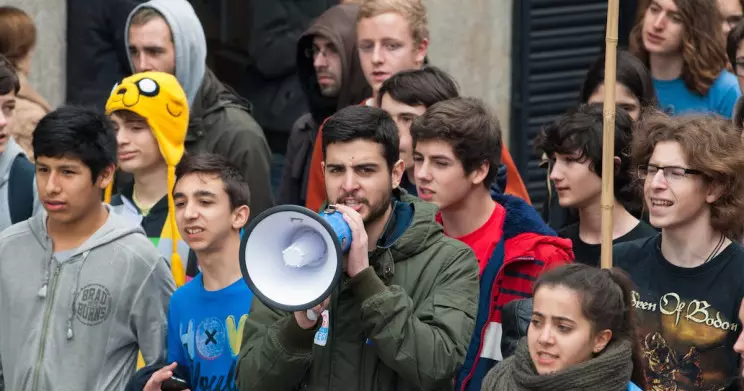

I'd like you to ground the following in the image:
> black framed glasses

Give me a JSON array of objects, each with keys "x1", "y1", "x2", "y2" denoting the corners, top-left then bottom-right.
[{"x1": 638, "y1": 164, "x2": 702, "y2": 181}]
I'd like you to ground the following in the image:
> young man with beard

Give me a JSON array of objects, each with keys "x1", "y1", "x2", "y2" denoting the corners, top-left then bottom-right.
[
  {"x1": 410, "y1": 97, "x2": 574, "y2": 391},
  {"x1": 236, "y1": 105, "x2": 480, "y2": 391},
  {"x1": 136, "y1": 153, "x2": 253, "y2": 391},
  {"x1": 278, "y1": 2, "x2": 371, "y2": 206},
  {"x1": 0, "y1": 54, "x2": 38, "y2": 232},
  {"x1": 303, "y1": 0, "x2": 531, "y2": 211},
  {"x1": 126, "y1": 0, "x2": 274, "y2": 218},
  {"x1": 631, "y1": 0, "x2": 740, "y2": 117},
  {"x1": 0, "y1": 106, "x2": 175, "y2": 390},
  {"x1": 377, "y1": 66, "x2": 459, "y2": 195},
  {"x1": 534, "y1": 104, "x2": 657, "y2": 267},
  {"x1": 614, "y1": 114, "x2": 744, "y2": 390}
]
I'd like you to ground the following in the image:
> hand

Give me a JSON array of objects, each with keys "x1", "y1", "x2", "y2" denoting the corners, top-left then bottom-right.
[
  {"x1": 294, "y1": 297, "x2": 330, "y2": 330},
  {"x1": 332, "y1": 204, "x2": 369, "y2": 278},
  {"x1": 143, "y1": 362, "x2": 190, "y2": 391}
]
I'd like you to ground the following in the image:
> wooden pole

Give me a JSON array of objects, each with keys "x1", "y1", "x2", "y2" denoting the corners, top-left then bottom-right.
[{"x1": 600, "y1": 0, "x2": 620, "y2": 269}]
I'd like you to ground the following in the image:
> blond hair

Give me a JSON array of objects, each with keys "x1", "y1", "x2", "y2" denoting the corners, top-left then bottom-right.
[{"x1": 358, "y1": 0, "x2": 429, "y2": 43}]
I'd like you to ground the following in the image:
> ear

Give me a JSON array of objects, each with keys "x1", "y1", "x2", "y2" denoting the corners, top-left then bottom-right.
[
  {"x1": 469, "y1": 161, "x2": 490, "y2": 186},
  {"x1": 592, "y1": 329, "x2": 613, "y2": 354},
  {"x1": 97, "y1": 164, "x2": 116, "y2": 189},
  {"x1": 414, "y1": 38, "x2": 429, "y2": 67},
  {"x1": 706, "y1": 182, "x2": 725, "y2": 204},
  {"x1": 391, "y1": 159, "x2": 405, "y2": 189},
  {"x1": 613, "y1": 156, "x2": 621, "y2": 169},
  {"x1": 321, "y1": 161, "x2": 326, "y2": 173},
  {"x1": 231, "y1": 205, "x2": 250, "y2": 229}
]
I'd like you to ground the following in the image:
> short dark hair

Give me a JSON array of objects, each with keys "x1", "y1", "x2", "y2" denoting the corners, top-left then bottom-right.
[
  {"x1": 410, "y1": 97, "x2": 502, "y2": 188},
  {"x1": 376, "y1": 66, "x2": 460, "y2": 107},
  {"x1": 33, "y1": 106, "x2": 117, "y2": 181},
  {"x1": 727, "y1": 19, "x2": 744, "y2": 71},
  {"x1": 580, "y1": 50, "x2": 658, "y2": 111},
  {"x1": 534, "y1": 103, "x2": 638, "y2": 207},
  {"x1": 175, "y1": 153, "x2": 251, "y2": 210},
  {"x1": 0, "y1": 54, "x2": 19, "y2": 95},
  {"x1": 322, "y1": 105, "x2": 400, "y2": 171}
]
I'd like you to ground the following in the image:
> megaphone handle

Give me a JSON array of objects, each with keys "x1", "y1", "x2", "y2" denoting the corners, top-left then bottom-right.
[{"x1": 306, "y1": 309, "x2": 318, "y2": 322}]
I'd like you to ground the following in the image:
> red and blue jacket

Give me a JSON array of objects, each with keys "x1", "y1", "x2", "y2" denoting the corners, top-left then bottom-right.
[{"x1": 456, "y1": 184, "x2": 574, "y2": 391}]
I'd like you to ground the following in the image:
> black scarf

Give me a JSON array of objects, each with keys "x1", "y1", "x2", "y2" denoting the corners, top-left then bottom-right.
[{"x1": 482, "y1": 338, "x2": 634, "y2": 391}]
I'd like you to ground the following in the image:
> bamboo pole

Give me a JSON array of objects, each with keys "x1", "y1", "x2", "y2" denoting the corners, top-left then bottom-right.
[{"x1": 600, "y1": 0, "x2": 620, "y2": 269}]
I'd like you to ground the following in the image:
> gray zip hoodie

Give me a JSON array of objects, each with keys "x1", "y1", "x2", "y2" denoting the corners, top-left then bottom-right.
[
  {"x1": 125, "y1": 0, "x2": 207, "y2": 107},
  {"x1": 0, "y1": 206, "x2": 176, "y2": 391},
  {"x1": 0, "y1": 137, "x2": 40, "y2": 231}
]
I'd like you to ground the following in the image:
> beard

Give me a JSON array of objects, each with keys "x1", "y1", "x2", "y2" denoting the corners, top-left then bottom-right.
[{"x1": 330, "y1": 188, "x2": 393, "y2": 227}]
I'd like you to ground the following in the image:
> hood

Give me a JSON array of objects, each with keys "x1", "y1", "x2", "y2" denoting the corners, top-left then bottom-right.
[
  {"x1": 373, "y1": 190, "x2": 447, "y2": 261},
  {"x1": 125, "y1": 0, "x2": 207, "y2": 108},
  {"x1": 28, "y1": 205, "x2": 146, "y2": 339},
  {"x1": 296, "y1": 4, "x2": 371, "y2": 123},
  {"x1": 0, "y1": 137, "x2": 25, "y2": 187},
  {"x1": 491, "y1": 190, "x2": 575, "y2": 262}
]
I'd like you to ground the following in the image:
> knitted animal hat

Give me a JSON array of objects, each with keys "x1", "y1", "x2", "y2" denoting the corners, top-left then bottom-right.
[{"x1": 105, "y1": 71, "x2": 189, "y2": 286}]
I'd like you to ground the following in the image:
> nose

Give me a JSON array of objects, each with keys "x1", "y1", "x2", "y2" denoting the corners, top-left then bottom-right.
[
  {"x1": 372, "y1": 44, "x2": 383, "y2": 65},
  {"x1": 734, "y1": 330, "x2": 744, "y2": 354},
  {"x1": 548, "y1": 162, "x2": 563, "y2": 182},
  {"x1": 314, "y1": 51, "x2": 328, "y2": 68},
  {"x1": 341, "y1": 171, "x2": 359, "y2": 193},
  {"x1": 537, "y1": 326, "x2": 554, "y2": 345},
  {"x1": 415, "y1": 160, "x2": 431, "y2": 182},
  {"x1": 136, "y1": 54, "x2": 151, "y2": 73},
  {"x1": 0, "y1": 110, "x2": 7, "y2": 128},
  {"x1": 44, "y1": 171, "x2": 62, "y2": 194},
  {"x1": 183, "y1": 201, "x2": 199, "y2": 220},
  {"x1": 652, "y1": 13, "x2": 666, "y2": 29},
  {"x1": 650, "y1": 169, "x2": 668, "y2": 189},
  {"x1": 116, "y1": 128, "x2": 129, "y2": 146},
  {"x1": 117, "y1": 87, "x2": 127, "y2": 95}
]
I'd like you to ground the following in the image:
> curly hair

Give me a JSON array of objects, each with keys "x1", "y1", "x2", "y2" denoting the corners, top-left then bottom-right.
[
  {"x1": 534, "y1": 104, "x2": 641, "y2": 211},
  {"x1": 630, "y1": 0, "x2": 727, "y2": 96},
  {"x1": 632, "y1": 113, "x2": 744, "y2": 239}
]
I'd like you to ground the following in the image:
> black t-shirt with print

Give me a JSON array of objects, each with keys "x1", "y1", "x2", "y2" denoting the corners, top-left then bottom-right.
[
  {"x1": 614, "y1": 236, "x2": 744, "y2": 391},
  {"x1": 559, "y1": 220, "x2": 658, "y2": 267}
]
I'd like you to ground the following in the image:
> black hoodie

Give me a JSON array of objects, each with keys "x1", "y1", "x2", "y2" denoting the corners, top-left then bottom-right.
[{"x1": 277, "y1": 3, "x2": 372, "y2": 205}]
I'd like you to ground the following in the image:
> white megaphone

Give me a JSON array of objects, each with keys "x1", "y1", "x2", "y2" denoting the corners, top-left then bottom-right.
[{"x1": 240, "y1": 205, "x2": 352, "y2": 320}]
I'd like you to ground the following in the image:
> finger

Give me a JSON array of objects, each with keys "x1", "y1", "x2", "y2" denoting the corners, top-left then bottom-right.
[{"x1": 150, "y1": 370, "x2": 173, "y2": 384}]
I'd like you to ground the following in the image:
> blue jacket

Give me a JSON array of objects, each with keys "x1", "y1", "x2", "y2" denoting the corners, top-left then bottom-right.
[{"x1": 456, "y1": 166, "x2": 574, "y2": 391}]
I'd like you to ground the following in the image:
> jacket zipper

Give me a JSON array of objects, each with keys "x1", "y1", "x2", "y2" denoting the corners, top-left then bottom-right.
[
  {"x1": 31, "y1": 263, "x2": 62, "y2": 391},
  {"x1": 460, "y1": 256, "x2": 537, "y2": 391}
]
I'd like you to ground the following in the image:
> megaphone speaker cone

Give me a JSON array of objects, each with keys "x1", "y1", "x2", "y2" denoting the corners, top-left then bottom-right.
[{"x1": 240, "y1": 205, "x2": 351, "y2": 312}]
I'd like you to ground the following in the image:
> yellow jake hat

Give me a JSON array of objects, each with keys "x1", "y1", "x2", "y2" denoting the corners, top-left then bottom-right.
[{"x1": 104, "y1": 71, "x2": 189, "y2": 287}]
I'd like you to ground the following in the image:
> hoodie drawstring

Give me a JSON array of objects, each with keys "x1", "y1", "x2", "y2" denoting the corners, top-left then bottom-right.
[
  {"x1": 66, "y1": 250, "x2": 91, "y2": 340},
  {"x1": 37, "y1": 234, "x2": 54, "y2": 298}
]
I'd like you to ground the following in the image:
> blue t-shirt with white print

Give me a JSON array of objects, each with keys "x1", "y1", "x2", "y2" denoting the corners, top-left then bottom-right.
[
  {"x1": 653, "y1": 70, "x2": 740, "y2": 118},
  {"x1": 167, "y1": 273, "x2": 253, "y2": 390}
]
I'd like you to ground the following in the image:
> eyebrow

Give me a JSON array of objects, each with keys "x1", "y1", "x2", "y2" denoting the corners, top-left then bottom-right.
[
  {"x1": 173, "y1": 190, "x2": 218, "y2": 199},
  {"x1": 533, "y1": 311, "x2": 576, "y2": 324}
]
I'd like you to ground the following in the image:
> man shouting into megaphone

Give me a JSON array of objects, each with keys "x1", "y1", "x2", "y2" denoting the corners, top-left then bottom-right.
[{"x1": 236, "y1": 105, "x2": 480, "y2": 391}]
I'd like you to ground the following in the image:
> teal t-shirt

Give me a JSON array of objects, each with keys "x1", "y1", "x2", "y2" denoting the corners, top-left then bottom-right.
[{"x1": 654, "y1": 70, "x2": 740, "y2": 118}]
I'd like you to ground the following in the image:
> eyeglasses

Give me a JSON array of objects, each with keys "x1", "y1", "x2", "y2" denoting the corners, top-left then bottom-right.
[{"x1": 637, "y1": 164, "x2": 702, "y2": 181}]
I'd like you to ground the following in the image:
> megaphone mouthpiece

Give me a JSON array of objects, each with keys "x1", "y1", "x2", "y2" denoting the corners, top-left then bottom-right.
[{"x1": 282, "y1": 229, "x2": 327, "y2": 268}]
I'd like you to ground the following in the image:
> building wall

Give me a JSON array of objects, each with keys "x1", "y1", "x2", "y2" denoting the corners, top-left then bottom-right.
[
  {"x1": 5, "y1": 0, "x2": 66, "y2": 108},
  {"x1": 424, "y1": 0, "x2": 512, "y2": 146},
  {"x1": 17, "y1": 0, "x2": 513, "y2": 144}
]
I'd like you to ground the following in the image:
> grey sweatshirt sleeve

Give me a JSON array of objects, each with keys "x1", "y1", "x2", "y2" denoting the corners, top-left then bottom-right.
[{"x1": 130, "y1": 257, "x2": 175, "y2": 364}]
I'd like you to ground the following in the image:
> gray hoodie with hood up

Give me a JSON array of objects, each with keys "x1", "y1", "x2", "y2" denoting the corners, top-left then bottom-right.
[{"x1": 0, "y1": 206, "x2": 175, "y2": 391}]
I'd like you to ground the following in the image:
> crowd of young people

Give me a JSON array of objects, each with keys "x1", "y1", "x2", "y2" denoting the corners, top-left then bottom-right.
[{"x1": 3, "y1": 0, "x2": 744, "y2": 390}]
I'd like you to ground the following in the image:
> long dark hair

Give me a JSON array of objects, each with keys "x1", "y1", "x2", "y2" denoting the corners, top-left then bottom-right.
[
  {"x1": 533, "y1": 264, "x2": 647, "y2": 389},
  {"x1": 580, "y1": 50, "x2": 659, "y2": 112}
]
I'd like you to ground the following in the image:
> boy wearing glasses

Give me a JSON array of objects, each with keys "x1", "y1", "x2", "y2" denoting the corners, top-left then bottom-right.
[
  {"x1": 534, "y1": 104, "x2": 656, "y2": 267},
  {"x1": 614, "y1": 114, "x2": 744, "y2": 391}
]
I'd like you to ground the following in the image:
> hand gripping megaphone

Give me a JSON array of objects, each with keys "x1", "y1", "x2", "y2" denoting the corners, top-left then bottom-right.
[{"x1": 239, "y1": 205, "x2": 351, "y2": 320}]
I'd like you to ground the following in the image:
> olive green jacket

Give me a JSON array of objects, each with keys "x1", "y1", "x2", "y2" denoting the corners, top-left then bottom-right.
[{"x1": 236, "y1": 194, "x2": 479, "y2": 390}]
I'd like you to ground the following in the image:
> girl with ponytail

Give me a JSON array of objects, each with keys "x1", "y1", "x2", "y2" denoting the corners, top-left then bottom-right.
[{"x1": 483, "y1": 263, "x2": 645, "y2": 391}]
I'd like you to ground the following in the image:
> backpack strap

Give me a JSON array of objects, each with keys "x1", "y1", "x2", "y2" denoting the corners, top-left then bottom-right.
[{"x1": 8, "y1": 155, "x2": 35, "y2": 224}]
